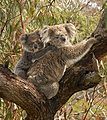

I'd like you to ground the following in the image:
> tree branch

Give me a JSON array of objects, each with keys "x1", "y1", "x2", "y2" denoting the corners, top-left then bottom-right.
[
  {"x1": 0, "y1": 65, "x2": 53, "y2": 120},
  {"x1": 49, "y1": 8, "x2": 107, "y2": 113}
]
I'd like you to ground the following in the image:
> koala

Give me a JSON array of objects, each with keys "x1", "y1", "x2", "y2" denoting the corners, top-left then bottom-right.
[
  {"x1": 14, "y1": 30, "x2": 55, "y2": 79},
  {"x1": 40, "y1": 23, "x2": 76, "y2": 46},
  {"x1": 27, "y1": 23, "x2": 97, "y2": 99}
]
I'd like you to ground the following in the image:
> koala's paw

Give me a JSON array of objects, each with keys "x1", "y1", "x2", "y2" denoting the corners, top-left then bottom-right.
[
  {"x1": 94, "y1": 34, "x2": 103, "y2": 42},
  {"x1": 87, "y1": 37, "x2": 97, "y2": 45}
]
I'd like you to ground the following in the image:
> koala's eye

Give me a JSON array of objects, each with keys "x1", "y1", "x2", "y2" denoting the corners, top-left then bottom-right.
[
  {"x1": 46, "y1": 42, "x2": 51, "y2": 46},
  {"x1": 59, "y1": 35, "x2": 66, "y2": 42},
  {"x1": 34, "y1": 44, "x2": 38, "y2": 49},
  {"x1": 55, "y1": 36, "x2": 59, "y2": 39},
  {"x1": 38, "y1": 42, "x2": 44, "y2": 49}
]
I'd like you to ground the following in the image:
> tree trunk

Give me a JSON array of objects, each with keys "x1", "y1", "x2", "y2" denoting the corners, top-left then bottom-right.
[{"x1": 0, "y1": 8, "x2": 107, "y2": 120}]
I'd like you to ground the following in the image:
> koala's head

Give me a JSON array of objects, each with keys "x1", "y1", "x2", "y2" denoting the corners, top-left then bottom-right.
[
  {"x1": 20, "y1": 30, "x2": 44, "y2": 53},
  {"x1": 40, "y1": 23, "x2": 76, "y2": 47}
]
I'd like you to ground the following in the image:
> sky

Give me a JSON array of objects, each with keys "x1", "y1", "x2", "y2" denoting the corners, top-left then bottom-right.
[{"x1": 80, "y1": 0, "x2": 101, "y2": 9}]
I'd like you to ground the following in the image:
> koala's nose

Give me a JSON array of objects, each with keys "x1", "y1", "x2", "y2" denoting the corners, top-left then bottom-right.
[
  {"x1": 24, "y1": 34, "x2": 28, "y2": 40},
  {"x1": 34, "y1": 44, "x2": 38, "y2": 49},
  {"x1": 61, "y1": 37, "x2": 66, "y2": 42}
]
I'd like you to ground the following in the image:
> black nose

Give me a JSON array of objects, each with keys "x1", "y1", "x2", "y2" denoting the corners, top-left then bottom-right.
[
  {"x1": 61, "y1": 37, "x2": 66, "y2": 42},
  {"x1": 34, "y1": 44, "x2": 38, "y2": 49},
  {"x1": 24, "y1": 34, "x2": 28, "y2": 40}
]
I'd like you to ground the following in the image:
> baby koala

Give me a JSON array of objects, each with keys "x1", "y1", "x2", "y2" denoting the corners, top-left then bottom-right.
[
  {"x1": 14, "y1": 30, "x2": 54, "y2": 79},
  {"x1": 20, "y1": 30, "x2": 44, "y2": 53}
]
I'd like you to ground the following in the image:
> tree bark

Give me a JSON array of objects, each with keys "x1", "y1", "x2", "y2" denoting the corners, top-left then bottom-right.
[
  {"x1": 49, "y1": 8, "x2": 107, "y2": 114},
  {"x1": 0, "y1": 8, "x2": 107, "y2": 120},
  {"x1": 0, "y1": 65, "x2": 54, "y2": 120}
]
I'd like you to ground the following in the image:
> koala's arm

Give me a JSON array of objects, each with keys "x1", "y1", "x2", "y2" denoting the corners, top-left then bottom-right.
[
  {"x1": 32, "y1": 45, "x2": 57, "y2": 62},
  {"x1": 63, "y1": 37, "x2": 97, "y2": 67},
  {"x1": 14, "y1": 51, "x2": 32, "y2": 79}
]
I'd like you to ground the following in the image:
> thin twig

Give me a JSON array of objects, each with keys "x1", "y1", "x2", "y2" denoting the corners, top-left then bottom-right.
[
  {"x1": 0, "y1": 14, "x2": 20, "y2": 37},
  {"x1": 0, "y1": 19, "x2": 8, "y2": 37},
  {"x1": 30, "y1": 0, "x2": 55, "y2": 23},
  {"x1": 89, "y1": 98, "x2": 105, "y2": 120},
  {"x1": 82, "y1": 87, "x2": 96, "y2": 120},
  {"x1": 16, "y1": 0, "x2": 25, "y2": 33}
]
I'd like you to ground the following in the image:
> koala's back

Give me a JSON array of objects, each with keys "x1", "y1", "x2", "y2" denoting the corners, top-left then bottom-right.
[
  {"x1": 27, "y1": 48, "x2": 66, "y2": 99},
  {"x1": 14, "y1": 51, "x2": 34, "y2": 79},
  {"x1": 27, "y1": 36, "x2": 96, "y2": 99},
  {"x1": 27, "y1": 49, "x2": 65, "y2": 84}
]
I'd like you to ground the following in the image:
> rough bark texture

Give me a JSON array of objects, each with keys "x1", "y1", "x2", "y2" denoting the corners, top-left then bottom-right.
[{"x1": 0, "y1": 8, "x2": 107, "y2": 120}]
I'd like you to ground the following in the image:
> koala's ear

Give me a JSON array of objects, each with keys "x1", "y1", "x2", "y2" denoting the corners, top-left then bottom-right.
[
  {"x1": 43, "y1": 25, "x2": 54, "y2": 36},
  {"x1": 65, "y1": 23, "x2": 76, "y2": 38},
  {"x1": 48, "y1": 28, "x2": 55, "y2": 36},
  {"x1": 33, "y1": 30, "x2": 41, "y2": 39},
  {"x1": 43, "y1": 25, "x2": 49, "y2": 30},
  {"x1": 40, "y1": 26, "x2": 49, "y2": 37},
  {"x1": 19, "y1": 34, "x2": 28, "y2": 43},
  {"x1": 35, "y1": 30, "x2": 40, "y2": 35},
  {"x1": 29, "y1": 30, "x2": 41, "y2": 42}
]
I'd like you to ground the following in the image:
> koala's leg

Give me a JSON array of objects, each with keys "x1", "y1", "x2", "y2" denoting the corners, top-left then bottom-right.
[
  {"x1": 14, "y1": 68, "x2": 28, "y2": 79},
  {"x1": 40, "y1": 82, "x2": 59, "y2": 99},
  {"x1": 28, "y1": 74, "x2": 59, "y2": 99},
  {"x1": 14, "y1": 52, "x2": 32, "y2": 79}
]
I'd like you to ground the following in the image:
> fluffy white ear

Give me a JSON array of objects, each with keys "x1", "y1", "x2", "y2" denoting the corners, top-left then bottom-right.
[
  {"x1": 40, "y1": 25, "x2": 55, "y2": 38},
  {"x1": 42, "y1": 25, "x2": 48, "y2": 31},
  {"x1": 64, "y1": 23, "x2": 76, "y2": 38},
  {"x1": 40, "y1": 25, "x2": 49, "y2": 37},
  {"x1": 40, "y1": 25, "x2": 53, "y2": 44}
]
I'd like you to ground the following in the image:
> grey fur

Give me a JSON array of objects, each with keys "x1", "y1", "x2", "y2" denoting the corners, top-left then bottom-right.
[{"x1": 27, "y1": 24, "x2": 97, "y2": 99}]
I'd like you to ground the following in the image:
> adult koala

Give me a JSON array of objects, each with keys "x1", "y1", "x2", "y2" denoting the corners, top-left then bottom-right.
[{"x1": 27, "y1": 23, "x2": 97, "y2": 99}]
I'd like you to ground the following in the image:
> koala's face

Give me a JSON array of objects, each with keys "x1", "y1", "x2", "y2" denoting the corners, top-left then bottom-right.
[
  {"x1": 40, "y1": 23, "x2": 76, "y2": 47},
  {"x1": 20, "y1": 30, "x2": 44, "y2": 53}
]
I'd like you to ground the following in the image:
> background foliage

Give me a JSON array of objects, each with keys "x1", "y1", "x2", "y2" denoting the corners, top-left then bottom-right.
[{"x1": 0, "y1": 0, "x2": 107, "y2": 120}]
